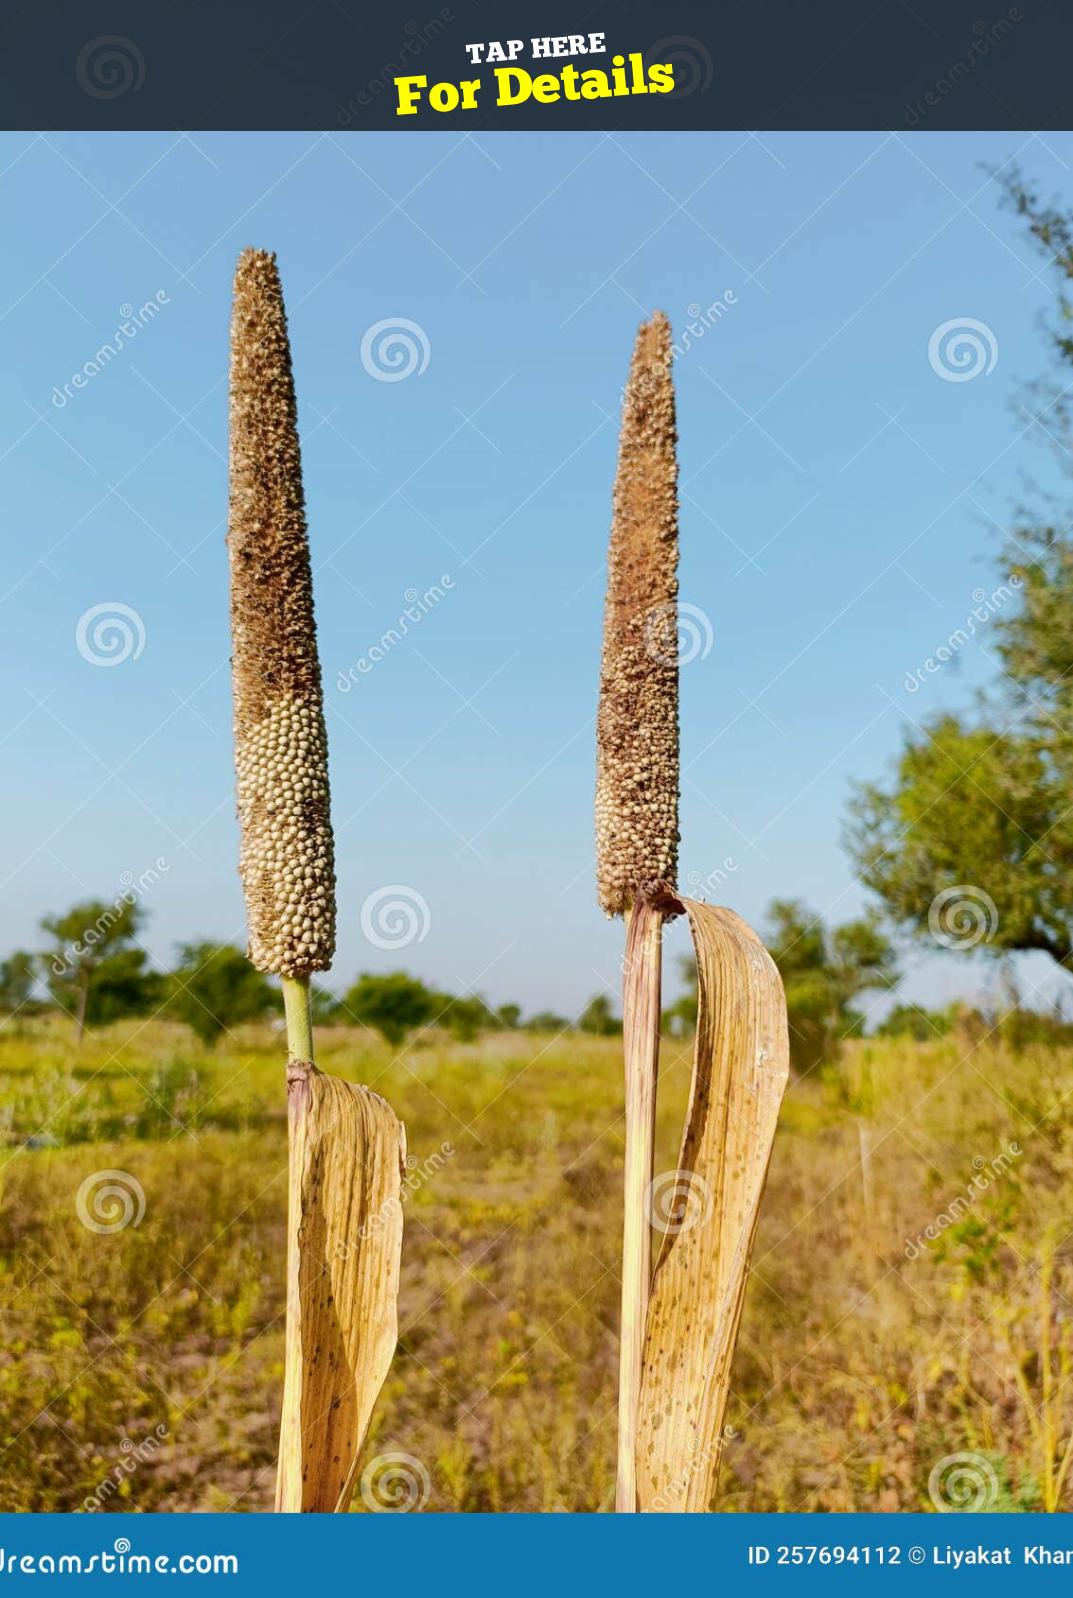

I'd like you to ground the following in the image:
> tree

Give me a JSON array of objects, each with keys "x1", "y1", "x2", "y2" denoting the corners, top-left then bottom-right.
[
  {"x1": 848, "y1": 172, "x2": 1073, "y2": 975},
  {"x1": 577, "y1": 993, "x2": 621, "y2": 1035},
  {"x1": 432, "y1": 992, "x2": 495, "y2": 1042},
  {"x1": 661, "y1": 906, "x2": 897, "y2": 1070},
  {"x1": 847, "y1": 717, "x2": 1069, "y2": 961},
  {"x1": 875, "y1": 1003, "x2": 956, "y2": 1042},
  {"x1": 41, "y1": 898, "x2": 157, "y2": 1041},
  {"x1": 764, "y1": 899, "x2": 898, "y2": 1074},
  {"x1": 0, "y1": 951, "x2": 37, "y2": 1017},
  {"x1": 167, "y1": 942, "x2": 277, "y2": 1047},
  {"x1": 340, "y1": 971, "x2": 438, "y2": 1046},
  {"x1": 524, "y1": 1010, "x2": 570, "y2": 1032},
  {"x1": 495, "y1": 1003, "x2": 522, "y2": 1030},
  {"x1": 664, "y1": 956, "x2": 699, "y2": 1036}
]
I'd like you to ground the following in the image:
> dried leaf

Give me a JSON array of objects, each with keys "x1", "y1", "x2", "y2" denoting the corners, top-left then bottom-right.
[
  {"x1": 276, "y1": 1064, "x2": 406, "y2": 1512},
  {"x1": 636, "y1": 898, "x2": 788, "y2": 1512}
]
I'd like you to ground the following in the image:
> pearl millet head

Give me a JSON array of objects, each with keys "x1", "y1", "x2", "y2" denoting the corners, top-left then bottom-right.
[
  {"x1": 228, "y1": 248, "x2": 336, "y2": 977},
  {"x1": 595, "y1": 311, "x2": 680, "y2": 918}
]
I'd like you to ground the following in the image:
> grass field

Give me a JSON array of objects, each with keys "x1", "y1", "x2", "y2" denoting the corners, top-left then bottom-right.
[{"x1": 0, "y1": 1012, "x2": 1065, "y2": 1512}]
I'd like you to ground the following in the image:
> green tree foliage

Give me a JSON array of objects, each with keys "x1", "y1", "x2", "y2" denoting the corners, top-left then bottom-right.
[
  {"x1": 768, "y1": 899, "x2": 898, "y2": 1073},
  {"x1": 874, "y1": 1003, "x2": 956, "y2": 1042},
  {"x1": 848, "y1": 172, "x2": 1073, "y2": 974},
  {"x1": 662, "y1": 905, "x2": 897, "y2": 1072},
  {"x1": 340, "y1": 971, "x2": 439, "y2": 1046},
  {"x1": 436, "y1": 993, "x2": 495, "y2": 1042},
  {"x1": 41, "y1": 898, "x2": 159, "y2": 1040},
  {"x1": 495, "y1": 1003, "x2": 522, "y2": 1030},
  {"x1": 0, "y1": 951, "x2": 37, "y2": 1016},
  {"x1": 524, "y1": 1010, "x2": 570, "y2": 1032},
  {"x1": 577, "y1": 994, "x2": 621, "y2": 1036},
  {"x1": 167, "y1": 942, "x2": 277, "y2": 1047}
]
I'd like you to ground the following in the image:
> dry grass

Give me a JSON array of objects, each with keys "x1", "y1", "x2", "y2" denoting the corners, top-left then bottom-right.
[{"x1": 0, "y1": 1015, "x2": 1064, "y2": 1511}]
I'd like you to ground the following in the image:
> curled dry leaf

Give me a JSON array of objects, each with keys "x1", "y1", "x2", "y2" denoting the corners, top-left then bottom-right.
[
  {"x1": 636, "y1": 898, "x2": 789, "y2": 1512},
  {"x1": 275, "y1": 1063, "x2": 406, "y2": 1512}
]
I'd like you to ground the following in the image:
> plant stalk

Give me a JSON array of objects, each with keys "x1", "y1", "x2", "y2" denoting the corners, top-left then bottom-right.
[
  {"x1": 277, "y1": 973, "x2": 315, "y2": 1512},
  {"x1": 282, "y1": 973, "x2": 315, "y2": 1065},
  {"x1": 616, "y1": 901, "x2": 662, "y2": 1512}
]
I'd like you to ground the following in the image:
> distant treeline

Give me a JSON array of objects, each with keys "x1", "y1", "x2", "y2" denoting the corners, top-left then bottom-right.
[{"x1": 2, "y1": 893, "x2": 1063, "y2": 1064}]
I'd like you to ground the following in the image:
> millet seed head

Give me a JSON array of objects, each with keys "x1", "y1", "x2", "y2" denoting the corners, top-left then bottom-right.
[
  {"x1": 228, "y1": 247, "x2": 336, "y2": 977},
  {"x1": 595, "y1": 311, "x2": 680, "y2": 918}
]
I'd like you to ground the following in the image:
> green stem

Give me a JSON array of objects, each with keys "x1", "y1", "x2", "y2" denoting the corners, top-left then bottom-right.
[{"x1": 282, "y1": 975, "x2": 315, "y2": 1064}]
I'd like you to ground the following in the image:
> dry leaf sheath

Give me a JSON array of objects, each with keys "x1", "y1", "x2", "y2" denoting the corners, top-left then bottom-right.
[
  {"x1": 597, "y1": 312, "x2": 679, "y2": 1512},
  {"x1": 228, "y1": 248, "x2": 404, "y2": 1513},
  {"x1": 637, "y1": 900, "x2": 789, "y2": 1510}
]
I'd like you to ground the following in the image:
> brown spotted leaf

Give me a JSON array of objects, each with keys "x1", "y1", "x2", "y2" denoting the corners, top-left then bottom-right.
[
  {"x1": 636, "y1": 899, "x2": 788, "y2": 1512},
  {"x1": 275, "y1": 1065, "x2": 405, "y2": 1512}
]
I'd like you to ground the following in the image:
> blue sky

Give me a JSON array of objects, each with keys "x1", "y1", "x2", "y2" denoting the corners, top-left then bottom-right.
[{"x1": 1, "y1": 128, "x2": 1070, "y2": 1019}]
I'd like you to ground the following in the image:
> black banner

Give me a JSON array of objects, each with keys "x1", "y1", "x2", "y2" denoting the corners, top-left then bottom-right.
[{"x1": 1, "y1": 0, "x2": 1070, "y2": 132}]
